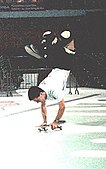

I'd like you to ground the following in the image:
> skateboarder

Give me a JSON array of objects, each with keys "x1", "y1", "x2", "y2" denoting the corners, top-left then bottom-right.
[{"x1": 28, "y1": 68, "x2": 70, "y2": 129}]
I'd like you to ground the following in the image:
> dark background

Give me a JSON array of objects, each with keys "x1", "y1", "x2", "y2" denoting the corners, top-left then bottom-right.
[{"x1": 0, "y1": 0, "x2": 106, "y2": 88}]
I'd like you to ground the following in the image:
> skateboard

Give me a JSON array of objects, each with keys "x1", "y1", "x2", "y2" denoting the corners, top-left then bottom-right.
[
  {"x1": 25, "y1": 45, "x2": 42, "y2": 59},
  {"x1": 37, "y1": 120, "x2": 66, "y2": 132},
  {"x1": 38, "y1": 124, "x2": 62, "y2": 132}
]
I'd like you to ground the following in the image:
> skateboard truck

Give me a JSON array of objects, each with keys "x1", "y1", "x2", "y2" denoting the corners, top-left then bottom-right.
[
  {"x1": 51, "y1": 125, "x2": 62, "y2": 130},
  {"x1": 38, "y1": 125, "x2": 48, "y2": 132}
]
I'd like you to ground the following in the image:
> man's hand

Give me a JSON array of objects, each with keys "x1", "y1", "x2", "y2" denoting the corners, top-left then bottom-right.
[
  {"x1": 50, "y1": 121, "x2": 59, "y2": 129},
  {"x1": 40, "y1": 121, "x2": 47, "y2": 127}
]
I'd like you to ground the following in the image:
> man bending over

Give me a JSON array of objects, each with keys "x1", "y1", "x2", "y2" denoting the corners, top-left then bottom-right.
[{"x1": 28, "y1": 68, "x2": 70, "y2": 129}]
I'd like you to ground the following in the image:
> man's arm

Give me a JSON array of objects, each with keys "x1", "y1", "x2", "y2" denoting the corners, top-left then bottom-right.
[
  {"x1": 41, "y1": 101, "x2": 47, "y2": 125},
  {"x1": 51, "y1": 99, "x2": 65, "y2": 128}
]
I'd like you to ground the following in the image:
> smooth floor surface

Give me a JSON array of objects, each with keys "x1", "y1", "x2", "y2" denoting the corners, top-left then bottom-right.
[{"x1": 0, "y1": 87, "x2": 106, "y2": 169}]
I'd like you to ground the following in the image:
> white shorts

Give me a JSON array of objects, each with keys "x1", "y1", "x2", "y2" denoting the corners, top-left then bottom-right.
[
  {"x1": 47, "y1": 68, "x2": 70, "y2": 90},
  {"x1": 39, "y1": 68, "x2": 70, "y2": 101}
]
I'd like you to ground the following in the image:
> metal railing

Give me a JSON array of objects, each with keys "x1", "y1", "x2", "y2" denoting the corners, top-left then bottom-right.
[
  {"x1": 0, "y1": 68, "x2": 79, "y2": 97},
  {"x1": 0, "y1": 68, "x2": 51, "y2": 96}
]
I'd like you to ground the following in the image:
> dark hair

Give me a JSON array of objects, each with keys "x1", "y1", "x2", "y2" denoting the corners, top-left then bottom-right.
[{"x1": 28, "y1": 86, "x2": 44, "y2": 101}]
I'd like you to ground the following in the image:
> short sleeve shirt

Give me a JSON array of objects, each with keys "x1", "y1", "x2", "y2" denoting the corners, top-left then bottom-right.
[{"x1": 39, "y1": 81, "x2": 64, "y2": 102}]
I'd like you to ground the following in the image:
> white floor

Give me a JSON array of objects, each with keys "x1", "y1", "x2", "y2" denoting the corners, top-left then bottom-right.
[{"x1": 0, "y1": 87, "x2": 106, "y2": 169}]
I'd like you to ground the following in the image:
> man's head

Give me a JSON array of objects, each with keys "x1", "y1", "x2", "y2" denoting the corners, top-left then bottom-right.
[{"x1": 28, "y1": 86, "x2": 46, "y2": 103}]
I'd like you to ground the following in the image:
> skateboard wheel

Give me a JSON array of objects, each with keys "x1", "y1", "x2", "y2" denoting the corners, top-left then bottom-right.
[
  {"x1": 44, "y1": 128, "x2": 48, "y2": 131},
  {"x1": 51, "y1": 125, "x2": 54, "y2": 130},
  {"x1": 38, "y1": 128, "x2": 42, "y2": 132},
  {"x1": 59, "y1": 126, "x2": 62, "y2": 130}
]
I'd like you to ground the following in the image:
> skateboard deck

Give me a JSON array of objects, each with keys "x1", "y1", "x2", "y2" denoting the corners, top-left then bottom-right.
[
  {"x1": 37, "y1": 120, "x2": 66, "y2": 133},
  {"x1": 38, "y1": 125, "x2": 62, "y2": 132},
  {"x1": 25, "y1": 45, "x2": 42, "y2": 59}
]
